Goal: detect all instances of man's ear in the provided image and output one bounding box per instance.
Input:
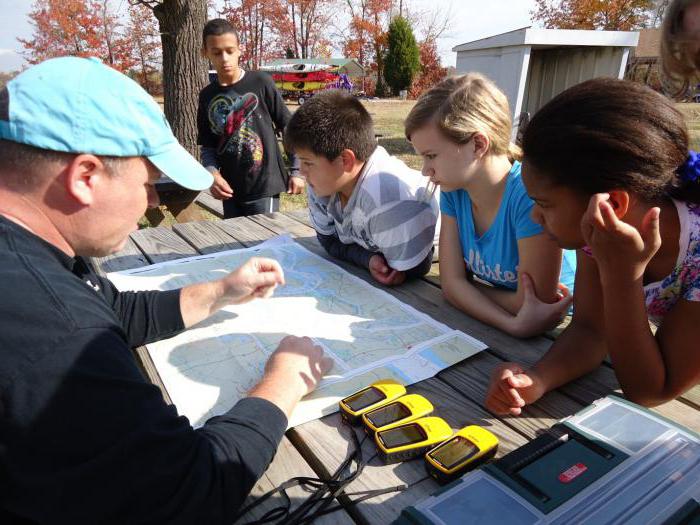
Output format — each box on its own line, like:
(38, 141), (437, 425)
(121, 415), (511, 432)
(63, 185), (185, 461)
(339, 149), (358, 173)
(63, 154), (106, 206)
(472, 132), (490, 159)
(607, 189), (631, 219)
(200, 46), (208, 59)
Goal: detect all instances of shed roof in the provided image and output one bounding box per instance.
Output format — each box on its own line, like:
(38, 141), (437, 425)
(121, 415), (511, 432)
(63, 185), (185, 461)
(452, 26), (639, 53)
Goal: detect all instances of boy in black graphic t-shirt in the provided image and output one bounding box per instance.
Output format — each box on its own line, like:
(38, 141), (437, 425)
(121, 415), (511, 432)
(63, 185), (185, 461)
(197, 19), (304, 217)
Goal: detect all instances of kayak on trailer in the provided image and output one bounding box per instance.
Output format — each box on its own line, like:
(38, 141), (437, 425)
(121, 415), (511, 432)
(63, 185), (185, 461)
(260, 63), (334, 73)
(271, 71), (338, 82)
(275, 81), (328, 91)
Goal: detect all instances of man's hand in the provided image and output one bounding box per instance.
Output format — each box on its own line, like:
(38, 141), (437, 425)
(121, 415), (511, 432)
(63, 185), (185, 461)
(287, 175), (305, 194)
(219, 257), (285, 306)
(180, 257), (285, 328)
(510, 273), (572, 338)
(210, 170), (233, 200)
(249, 336), (334, 417)
(485, 362), (547, 416)
(369, 254), (406, 286)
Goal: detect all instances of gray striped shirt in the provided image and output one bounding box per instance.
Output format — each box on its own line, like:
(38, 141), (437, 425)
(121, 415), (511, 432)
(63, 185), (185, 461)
(308, 146), (439, 271)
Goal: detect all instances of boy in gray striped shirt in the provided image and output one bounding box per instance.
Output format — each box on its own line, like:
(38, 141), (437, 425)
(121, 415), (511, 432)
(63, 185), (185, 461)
(284, 91), (439, 286)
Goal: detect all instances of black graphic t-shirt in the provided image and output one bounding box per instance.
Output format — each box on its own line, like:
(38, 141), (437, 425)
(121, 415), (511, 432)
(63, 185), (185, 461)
(197, 71), (290, 200)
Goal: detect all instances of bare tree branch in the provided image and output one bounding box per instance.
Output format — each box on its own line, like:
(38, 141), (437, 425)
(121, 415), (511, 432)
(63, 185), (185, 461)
(128, 0), (162, 12)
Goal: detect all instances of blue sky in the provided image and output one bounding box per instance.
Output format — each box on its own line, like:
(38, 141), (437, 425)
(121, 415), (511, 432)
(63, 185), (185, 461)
(0, 0), (538, 73)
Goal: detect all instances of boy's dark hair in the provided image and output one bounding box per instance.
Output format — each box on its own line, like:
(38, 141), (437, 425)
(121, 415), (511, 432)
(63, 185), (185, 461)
(284, 90), (377, 162)
(202, 18), (239, 47)
(522, 77), (700, 204)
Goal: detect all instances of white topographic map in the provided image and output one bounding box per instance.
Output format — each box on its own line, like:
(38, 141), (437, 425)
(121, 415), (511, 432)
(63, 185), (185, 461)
(108, 236), (486, 428)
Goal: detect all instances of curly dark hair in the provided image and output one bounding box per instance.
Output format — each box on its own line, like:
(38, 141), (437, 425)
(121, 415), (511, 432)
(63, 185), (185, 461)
(522, 77), (700, 204)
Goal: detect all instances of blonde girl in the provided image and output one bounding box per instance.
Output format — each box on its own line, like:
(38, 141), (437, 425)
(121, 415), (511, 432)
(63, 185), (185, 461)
(405, 74), (575, 338)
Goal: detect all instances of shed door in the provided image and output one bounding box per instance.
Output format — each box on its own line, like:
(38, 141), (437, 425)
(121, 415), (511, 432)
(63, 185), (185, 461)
(524, 46), (625, 116)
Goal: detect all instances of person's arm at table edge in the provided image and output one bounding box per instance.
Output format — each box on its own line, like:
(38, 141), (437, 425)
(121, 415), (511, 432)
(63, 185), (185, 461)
(317, 231), (374, 269)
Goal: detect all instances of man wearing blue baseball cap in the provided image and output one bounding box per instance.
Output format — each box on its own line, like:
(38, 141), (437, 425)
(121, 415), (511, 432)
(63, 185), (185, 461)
(0, 57), (332, 523)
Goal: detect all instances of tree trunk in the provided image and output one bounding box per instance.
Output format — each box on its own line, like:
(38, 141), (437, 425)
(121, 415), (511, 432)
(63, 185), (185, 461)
(152, 0), (207, 158)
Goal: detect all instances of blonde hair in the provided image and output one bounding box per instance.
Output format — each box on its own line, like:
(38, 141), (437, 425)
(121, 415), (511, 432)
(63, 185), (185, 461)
(404, 73), (522, 162)
(661, 0), (700, 96)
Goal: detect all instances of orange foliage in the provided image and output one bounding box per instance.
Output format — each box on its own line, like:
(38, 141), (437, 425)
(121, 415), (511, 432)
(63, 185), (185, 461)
(220, 0), (289, 69)
(409, 38), (447, 98)
(532, 0), (653, 30)
(20, 0), (136, 73)
(343, 0), (392, 68)
(126, 2), (161, 93)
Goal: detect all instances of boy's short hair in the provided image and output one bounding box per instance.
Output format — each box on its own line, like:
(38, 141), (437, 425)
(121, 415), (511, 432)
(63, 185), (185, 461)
(202, 18), (239, 47)
(284, 90), (376, 162)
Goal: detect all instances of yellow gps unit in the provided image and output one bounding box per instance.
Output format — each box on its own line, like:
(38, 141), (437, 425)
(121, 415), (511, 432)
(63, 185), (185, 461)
(375, 417), (453, 464)
(424, 425), (499, 484)
(338, 379), (406, 424)
(361, 394), (434, 436)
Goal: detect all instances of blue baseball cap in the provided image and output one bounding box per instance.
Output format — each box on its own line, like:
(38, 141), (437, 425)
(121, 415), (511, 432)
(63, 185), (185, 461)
(0, 56), (213, 191)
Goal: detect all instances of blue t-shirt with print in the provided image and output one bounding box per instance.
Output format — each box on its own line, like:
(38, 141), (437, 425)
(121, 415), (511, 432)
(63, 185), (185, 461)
(440, 161), (576, 291)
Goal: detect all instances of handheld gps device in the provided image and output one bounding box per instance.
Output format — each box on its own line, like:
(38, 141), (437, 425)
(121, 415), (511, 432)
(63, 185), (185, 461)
(375, 417), (453, 464)
(361, 394), (434, 436)
(425, 425), (499, 484)
(339, 379), (406, 424)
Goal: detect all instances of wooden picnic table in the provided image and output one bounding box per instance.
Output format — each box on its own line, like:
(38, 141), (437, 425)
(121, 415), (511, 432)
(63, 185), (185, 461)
(90, 211), (700, 525)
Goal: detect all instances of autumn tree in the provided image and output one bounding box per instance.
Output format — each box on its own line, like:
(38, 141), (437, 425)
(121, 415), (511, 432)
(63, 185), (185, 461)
(97, 0), (137, 72)
(129, 0), (208, 158)
(343, 0), (392, 96)
(126, 2), (162, 94)
(280, 0), (337, 59)
(384, 16), (420, 95)
(20, 0), (134, 72)
(220, 0), (287, 69)
(409, 38), (447, 98)
(533, 0), (654, 30)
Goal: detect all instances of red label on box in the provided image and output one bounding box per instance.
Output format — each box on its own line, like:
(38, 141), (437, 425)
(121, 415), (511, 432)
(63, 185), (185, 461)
(558, 463), (588, 483)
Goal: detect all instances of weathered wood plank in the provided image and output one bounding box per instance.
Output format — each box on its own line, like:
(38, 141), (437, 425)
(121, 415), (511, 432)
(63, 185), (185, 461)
(438, 354), (584, 438)
(284, 208), (312, 228)
(129, 226), (198, 263)
(172, 220), (247, 254)
(213, 216), (279, 246)
(681, 385), (700, 410)
(194, 189), (224, 218)
(91, 237), (149, 273)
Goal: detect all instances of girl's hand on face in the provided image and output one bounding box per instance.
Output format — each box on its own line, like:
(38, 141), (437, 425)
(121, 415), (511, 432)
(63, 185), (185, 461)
(511, 273), (573, 338)
(580, 193), (661, 283)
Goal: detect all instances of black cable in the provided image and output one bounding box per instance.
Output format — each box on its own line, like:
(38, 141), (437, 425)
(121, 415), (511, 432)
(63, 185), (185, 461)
(294, 485), (410, 524)
(235, 422), (366, 525)
(234, 425), (422, 525)
(285, 424), (366, 524)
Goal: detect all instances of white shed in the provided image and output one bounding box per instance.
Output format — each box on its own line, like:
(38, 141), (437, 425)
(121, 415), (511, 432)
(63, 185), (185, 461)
(452, 27), (640, 133)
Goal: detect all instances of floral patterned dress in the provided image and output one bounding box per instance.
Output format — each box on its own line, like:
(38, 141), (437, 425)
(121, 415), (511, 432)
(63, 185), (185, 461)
(644, 200), (700, 325)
